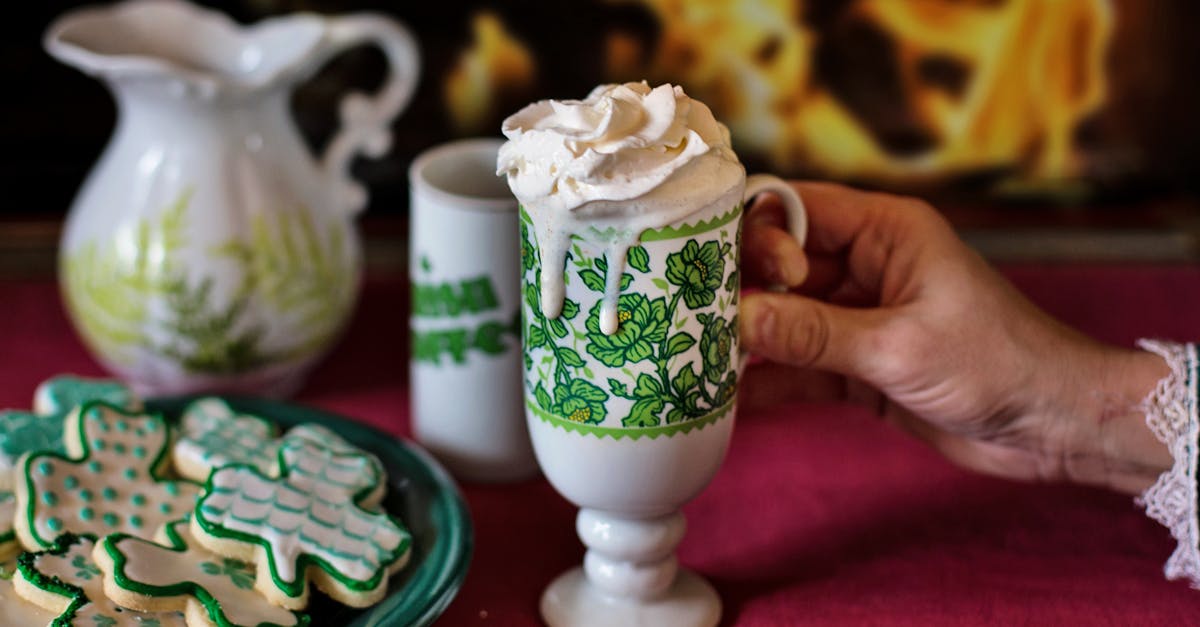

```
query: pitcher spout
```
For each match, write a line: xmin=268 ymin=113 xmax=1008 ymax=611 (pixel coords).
xmin=45 ymin=0 xmax=327 ymax=99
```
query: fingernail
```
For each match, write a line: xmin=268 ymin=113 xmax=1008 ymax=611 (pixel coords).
xmin=744 ymin=299 xmax=776 ymax=350
xmin=759 ymin=304 xmax=778 ymax=348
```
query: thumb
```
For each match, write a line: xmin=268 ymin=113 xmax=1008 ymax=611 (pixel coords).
xmin=740 ymin=291 xmax=885 ymax=377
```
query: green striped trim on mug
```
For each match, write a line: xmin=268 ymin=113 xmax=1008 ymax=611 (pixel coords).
xmin=525 ymin=398 xmax=735 ymax=440
xmin=518 ymin=204 xmax=743 ymax=242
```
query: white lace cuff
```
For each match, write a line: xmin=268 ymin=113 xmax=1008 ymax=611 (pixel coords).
xmin=1137 ymin=339 xmax=1200 ymax=587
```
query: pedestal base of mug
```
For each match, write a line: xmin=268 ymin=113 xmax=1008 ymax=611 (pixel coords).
xmin=540 ymin=567 xmax=720 ymax=627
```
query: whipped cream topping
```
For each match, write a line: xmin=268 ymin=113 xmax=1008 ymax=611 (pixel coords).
xmin=498 ymin=82 xmax=743 ymax=334
xmin=498 ymin=81 xmax=737 ymax=214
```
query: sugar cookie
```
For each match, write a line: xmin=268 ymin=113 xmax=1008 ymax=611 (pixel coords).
xmin=96 ymin=519 xmax=308 ymax=627
xmin=173 ymin=398 xmax=281 ymax=483
xmin=15 ymin=401 xmax=201 ymax=550
xmin=282 ymin=423 xmax=387 ymax=506
xmin=191 ymin=438 xmax=411 ymax=609
xmin=2 ymin=376 xmax=138 ymax=492
xmin=13 ymin=533 xmax=184 ymax=626
xmin=34 ymin=375 xmax=141 ymax=417
xmin=1 ymin=409 xmax=64 ymax=491
xmin=0 ymin=559 xmax=56 ymax=625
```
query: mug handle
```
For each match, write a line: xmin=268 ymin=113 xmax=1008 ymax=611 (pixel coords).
xmin=317 ymin=14 xmax=421 ymax=217
xmin=738 ymin=174 xmax=807 ymax=373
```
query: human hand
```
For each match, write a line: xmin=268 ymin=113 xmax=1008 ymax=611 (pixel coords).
xmin=739 ymin=182 xmax=1170 ymax=494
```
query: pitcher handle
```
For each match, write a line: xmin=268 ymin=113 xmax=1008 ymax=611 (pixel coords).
xmin=318 ymin=14 xmax=420 ymax=216
xmin=738 ymin=174 xmax=807 ymax=375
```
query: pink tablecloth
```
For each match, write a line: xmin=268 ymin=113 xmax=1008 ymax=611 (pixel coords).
xmin=3 ymin=264 xmax=1200 ymax=625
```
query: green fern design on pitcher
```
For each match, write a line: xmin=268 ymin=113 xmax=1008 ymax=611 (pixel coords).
xmin=156 ymin=275 xmax=269 ymax=374
xmin=64 ymin=189 xmax=191 ymax=363
xmin=215 ymin=209 xmax=354 ymax=361
xmin=65 ymin=192 xmax=351 ymax=374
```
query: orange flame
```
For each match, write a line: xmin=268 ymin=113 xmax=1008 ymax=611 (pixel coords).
xmin=608 ymin=0 xmax=1114 ymax=189
xmin=444 ymin=12 xmax=536 ymax=133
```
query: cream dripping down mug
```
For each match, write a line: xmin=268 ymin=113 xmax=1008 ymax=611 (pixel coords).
xmin=499 ymin=82 xmax=806 ymax=627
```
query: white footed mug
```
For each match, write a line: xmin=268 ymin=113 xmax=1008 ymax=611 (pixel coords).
xmin=520 ymin=172 xmax=805 ymax=627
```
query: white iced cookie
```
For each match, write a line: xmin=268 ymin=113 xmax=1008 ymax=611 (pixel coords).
xmin=173 ymin=398 xmax=387 ymax=502
xmin=95 ymin=519 xmax=307 ymax=627
xmin=2 ymin=376 xmax=139 ymax=492
xmin=13 ymin=533 xmax=184 ymax=625
xmin=191 ymin=438 xmax=411 ymax=610
xmin=33 ymin=375 xmax=141 ymax=417
xmin=282 ymin=423 xmax=388 ymax=506
xmin=173 ymin=398 xmax=281 ymax=483
xmin=15 ymin=401 xmax=201 ymax=551
xmin=0 ymin=559 xmax=55 ymax=625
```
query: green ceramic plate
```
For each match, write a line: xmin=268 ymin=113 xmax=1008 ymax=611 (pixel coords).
xmin=145 ymin=396 xmax=473 ymax=627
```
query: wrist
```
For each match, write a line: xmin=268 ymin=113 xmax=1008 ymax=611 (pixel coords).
xmin=1057 ymin=347 xmax=1172 ymax=494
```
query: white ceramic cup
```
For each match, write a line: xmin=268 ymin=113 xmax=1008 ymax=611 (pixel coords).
xmin=409 ymin=138 xmax=538 ymax=482
xmin=520 ymin=171 xmax=806 ymax=626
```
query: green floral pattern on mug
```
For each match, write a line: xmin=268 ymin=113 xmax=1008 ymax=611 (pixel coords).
xmin=521 ymin=204 xmax=742 ymax=436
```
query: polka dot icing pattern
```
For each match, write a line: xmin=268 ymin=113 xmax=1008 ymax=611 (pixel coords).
xmin=97 ymin=519 xmax=307 ymax=627
xmin=173 ymin=397 xmax=281 ymax=483
xmin=0 ymin=559 xmax=56 ymax=625
xmin=14 ymin=401 xmax=201 ymax=550
xmin=192 ymin=438 xmax=411 ymax=608
xmin=1 ymin=376 xmax=137 ymax=493
xmin=15 ymin=534 xmax=184 ymax=626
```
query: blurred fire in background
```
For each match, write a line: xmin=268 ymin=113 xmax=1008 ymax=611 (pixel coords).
xmin=5 ymin=0 xmax=1198 ymax=222
xmin=444 ymin=0 xmax=1119 ymax=199
xmin=610 ymin=0 xmax=1112 ymax=195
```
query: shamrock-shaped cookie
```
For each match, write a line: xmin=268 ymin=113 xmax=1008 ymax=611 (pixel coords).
xmin=281 ymin=423 xmax=387 ymax=506
xmin=1 ymin=410 xmax=64 ymax=491
xmin=173 ymin=397 xmax=387 ymax=503
xmin=13 ymin=533 xmax=184 ymax=626
xmin=2 ymin=376 xmax=138 ymax=491
xmin=15 ymin=401 xmax=201 ymax=551
xmin=34 ymin=375 xmax=140 ymax=417
xmin=173 ymin=398 xmax=281 ymax=483
xmin=1 ymin=559 xmax=56 ymax=625
xmin=96 ymin=519 xmax=307 ymax=627
xmin=192 ymin=438 xmax=410 ymax=609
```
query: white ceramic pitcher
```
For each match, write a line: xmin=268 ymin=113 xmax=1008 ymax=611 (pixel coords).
xmin=45 ymin=0 xmax=419 ymax=396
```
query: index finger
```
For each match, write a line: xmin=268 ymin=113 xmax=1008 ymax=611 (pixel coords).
xmin=788 ymin=181 xmax=918 ymax=255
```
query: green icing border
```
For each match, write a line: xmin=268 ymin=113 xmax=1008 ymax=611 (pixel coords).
xmin=518 ymin=203 xmax=742 ymax=242
xmin=101 ymin=518 xmax=308 ymax=627
xmin=18 ymin=400 xmax=199 ymax=550
xmin=526 ymin=397 xmax=735 ymax=440
xmin=16 ymin=532 xmax=99 ymax=627
xmin=144 ymin=395 xmax=473 ymax=627
xmin=192 ymin=443 xmax=413 ymax=600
